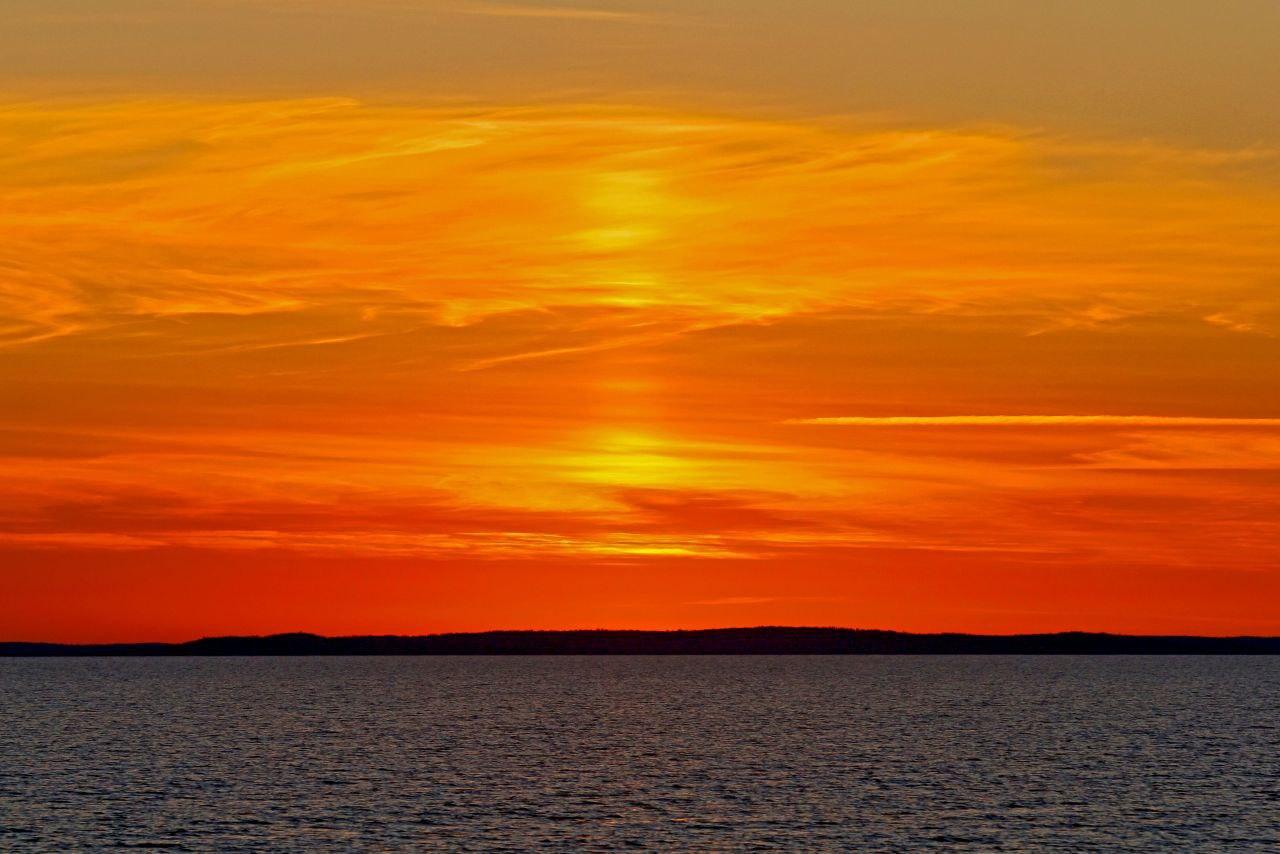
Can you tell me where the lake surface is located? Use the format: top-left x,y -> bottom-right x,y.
2,656 -> 1278,851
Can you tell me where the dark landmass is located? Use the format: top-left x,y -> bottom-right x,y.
3,627 -> 1280,656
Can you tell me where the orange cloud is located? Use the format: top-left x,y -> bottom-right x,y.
788,416 -> 1280,427
454,3 -> 659,23
2,98 -> 1279,639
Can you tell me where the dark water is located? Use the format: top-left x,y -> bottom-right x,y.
2,657 -> 1278,851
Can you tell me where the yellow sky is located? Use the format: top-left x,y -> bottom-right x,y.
2,2 -> 1280,639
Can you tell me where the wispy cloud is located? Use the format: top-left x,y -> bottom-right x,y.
684,595 -> 845,607
454,2 -> 656,23
4,98 -> 1279,359
787,415 -> 1280,428
4,98 -> 1280,638
1076,431 -> 1280,470
0,529 -> 749,559
686,596 -> 782,606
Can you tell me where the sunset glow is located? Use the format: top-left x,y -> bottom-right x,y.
4,1 -> 1280,640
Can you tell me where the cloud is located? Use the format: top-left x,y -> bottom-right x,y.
787,415 -> 1280,428
0,529 -> 749,559
1076,431 -> 1280,470
5,97 -> 1280,361
686,597 -> 781,606
3,97 -> 1280,589
454,3 -> 656,23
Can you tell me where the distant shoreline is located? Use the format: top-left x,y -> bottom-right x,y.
4,627 -> 1279,656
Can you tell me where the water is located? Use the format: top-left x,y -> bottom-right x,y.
2,657 -> 1278,851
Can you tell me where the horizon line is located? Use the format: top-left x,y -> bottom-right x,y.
7,625 -> 1280,647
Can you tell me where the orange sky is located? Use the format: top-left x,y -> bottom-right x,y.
3,3 -> 1280,641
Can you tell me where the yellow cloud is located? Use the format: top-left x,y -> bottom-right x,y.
3,97 -> 1278,356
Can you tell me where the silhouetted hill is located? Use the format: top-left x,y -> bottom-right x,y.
3,627 -> 1279,655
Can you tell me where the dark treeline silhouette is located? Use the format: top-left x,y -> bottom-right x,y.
4,627 -> 1280,656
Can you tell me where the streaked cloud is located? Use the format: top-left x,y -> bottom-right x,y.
3,97 -> 1280,639
0,529 -> 749,559
454,2 -> 658,23
787,416 -> 1280,428
1076,431 -> 1280,470
3,98 -> 1279,359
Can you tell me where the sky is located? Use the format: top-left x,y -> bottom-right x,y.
3,1 -> 1280,641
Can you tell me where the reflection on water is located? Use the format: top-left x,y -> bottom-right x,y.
2,656 -> 1278,851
